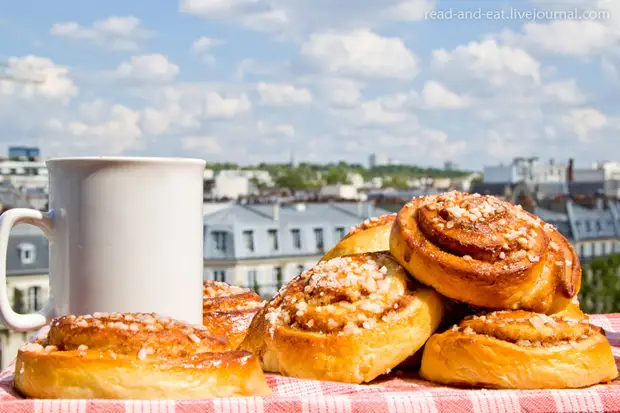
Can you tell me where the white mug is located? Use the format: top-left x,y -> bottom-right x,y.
0,156 -> 206,331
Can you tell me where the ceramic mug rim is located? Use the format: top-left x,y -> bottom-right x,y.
46,156 -> 206,167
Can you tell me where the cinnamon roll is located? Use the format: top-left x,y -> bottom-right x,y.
390,192 -> 581,313
239,252 -> 445,384
14,312 -> 271,399
202,281 -> 264,349
320,214 -> 396,261
420,310 -> 618,389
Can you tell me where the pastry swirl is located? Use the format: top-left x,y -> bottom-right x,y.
202,281 -> 264,349
239,252 -> 445,384
320,214 -> 396,261
14,312 -> 271,399
420,310 -> 618,389
390,191 -> 581,313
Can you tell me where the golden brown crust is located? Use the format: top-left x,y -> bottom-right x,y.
320,214 -> 396,261
14,312 -> 271,399
420,310 -> 618,389
239,252 -> 446,384
390,192 -> 581,313
202,281 -> 264,349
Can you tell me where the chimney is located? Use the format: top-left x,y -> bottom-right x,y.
567,158 -> 574,182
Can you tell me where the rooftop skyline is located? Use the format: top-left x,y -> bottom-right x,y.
0,0 -> 618,170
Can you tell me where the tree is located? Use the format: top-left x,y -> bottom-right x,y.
324,166 -> 350,185
579,254 -> 620,314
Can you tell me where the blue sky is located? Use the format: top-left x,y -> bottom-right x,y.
0,0 -> 618,169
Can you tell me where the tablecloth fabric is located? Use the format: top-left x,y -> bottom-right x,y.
1,314 -> 619,413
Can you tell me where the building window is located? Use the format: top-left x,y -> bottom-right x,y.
585,221 -> 592,233
274,266 -> 283,289
268,229 -> 279,251
212,231 -> 227,252
335,227 -> 346,240
291,229 -> 301,249
18,243 -> 36,265
28,286 -> 42,312
314,228 -> 324,251
248,269 -> 259,294
243,230 -> 254,252
213,270 -> 226,282
595,221 -> 602,233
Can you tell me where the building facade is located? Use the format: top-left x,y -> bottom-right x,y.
0,224 -> 50,369
483,157 -> 567,185
203,202 -> 392,299
534,201 -> 620,262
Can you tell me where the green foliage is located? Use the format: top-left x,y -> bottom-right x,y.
578,254 -> 620,314
204,162 -> 239,171
324,166 -> 350,185
202,161 -> 472,191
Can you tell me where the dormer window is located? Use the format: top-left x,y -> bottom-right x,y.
18,243 -> 36,265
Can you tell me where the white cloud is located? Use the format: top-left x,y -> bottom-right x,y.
115,54 -> 179,82
383,0 -> 436,21
141,107 -> 172,135
314,77 -> 364,107
301,29 -> 418,79
332,91 -> 416,126
192,36 -> 224,52
50,16 -> 152,51
256,82 -> 312,106
562,108 -> 609,142
256,120 -> 296,138
181,136 -> 222,154
542,79 -> 585,104
45,102 -> 142,154
0,56 -> 78,103
501,0 -> 620,57
204,91 -> 252,118
421,81 -> 469,109
180,0 -> 435,34
432,40 -> 541,88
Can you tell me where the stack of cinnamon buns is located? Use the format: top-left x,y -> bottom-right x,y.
14,192 -> 619,399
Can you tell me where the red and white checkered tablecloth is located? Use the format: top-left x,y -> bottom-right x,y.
1,313 -> 619,413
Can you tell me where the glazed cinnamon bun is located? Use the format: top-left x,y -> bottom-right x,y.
239,252 -> 445,384
202,280 -> 264,349
320,214 -> 396,261
420,310 -> 618,389
14,312 -> 271,399
390,192 -> 581,314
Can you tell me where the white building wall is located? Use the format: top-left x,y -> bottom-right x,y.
483,165 -> 515,183
214,175 -> 253,199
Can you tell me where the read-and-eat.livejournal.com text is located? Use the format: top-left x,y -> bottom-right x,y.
425,7 -> 611,22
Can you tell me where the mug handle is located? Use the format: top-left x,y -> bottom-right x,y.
0,208 -> 55,332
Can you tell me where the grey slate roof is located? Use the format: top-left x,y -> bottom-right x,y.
6,224 -> 49,276
533,202 -> 620,242
0,182 -> 30,208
